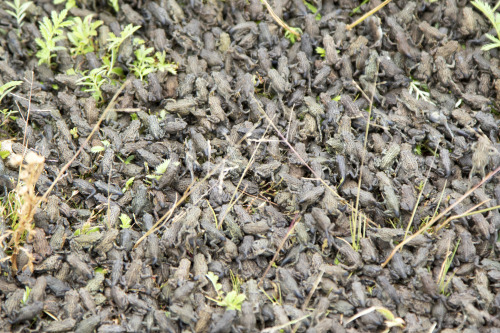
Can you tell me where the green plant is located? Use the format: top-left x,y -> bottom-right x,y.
285,27 -> 302,44
106,24 -> 141,76
119,213 -> 132,228
67,15 -> 103,56
471,0 -> 500,50
303,0 -> 321,20
109,0 -> 119,12
316,47 -> 325,57
6,0 -> 33,37
408,80 -> 434,104
146,158 -> 171,181
76,66 -> 107,102
348,212 -> 366,251
122,177 -> 135,193
155,51 -> 178,75
131,45 -> 156,80
53,0 -> 76,10
70,127 -> 78,139
206,271 -> 246,311
21,286 -> 31,305
73,222 -> 100,236
350,0 -> 370,15
35,9 -> 73,67
437,239 -> 459,295
0,81 -> 23,104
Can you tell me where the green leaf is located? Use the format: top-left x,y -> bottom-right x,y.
119,213 -> 132,228
376,307 -> 395,321
303,1 -> 318,13
155,159 -> 170,175
91,146 -> 105,153
0,81 -> 23,103
0,151 -> 10,159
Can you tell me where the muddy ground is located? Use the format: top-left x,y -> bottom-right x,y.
0,0 -> 500,331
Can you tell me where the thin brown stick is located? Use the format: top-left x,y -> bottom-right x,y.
260,0 -> 301,40
257,212 -> 300,288
435,201 -> 499,233
38,79 -> 131,205
382,165 -> 500,267
346,0 -> 393,30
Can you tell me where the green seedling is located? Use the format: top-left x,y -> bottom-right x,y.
303,0 -> 321,20
35,9 -> 74,67
285,27 -> 302,44
68,15 -> 103,56
70,127 -> 78,139
122,177 -> 135,193
0,150 -> 10,159
119,213 -> 132,229
117,154 -> 134,165
146,158 -> 171,181
53,0 -> 76,10
73,223 -> 100,236
76,66 -> 107,102
0,81 -> 23,104
408,79 -> 434,104
6,0 -> 33,37
156,51 -> 178,75
109,0 -> 119,12
131,45 -> 156,81
90,139 -> 110,153
206,271 -> 246,311
350,0 -> 370,15
106,24 -> 141,76
471,0 -> 500,50
316,47 -> 325,57
21,286 -> 31,305
438,239 -> 459,295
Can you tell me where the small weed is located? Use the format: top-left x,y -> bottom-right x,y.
53,0 -> 76,10
35,9 -> 74,67
73,222 -> 100,236
6,0 -> 33,37
408,79 -> 434,104
146,158 -> 172,181
116,154 -> 134,165
76,66 -> 107,103
206,271 -> 246,311
0,81 -> 23,104
108,0 -> 119,12
131,45 -> 156,81
156,51 -> 178,75
70,127 -> 78,139
21,286 -> 31,305
122,177 -> 135,193
350,0 -> 370,16
285,27 -> 302,44
1,152 -> 45,272
68,15 -> 103,56
471,0 -> 500,50
106,24 -> 141,76
349,211 -> 366,251
303,0 -> 321,20
437,239 -> 459,295
119,213 -> 132,229
316,47 -> 325,57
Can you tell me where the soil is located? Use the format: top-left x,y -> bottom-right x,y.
0,0 -> 500,332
